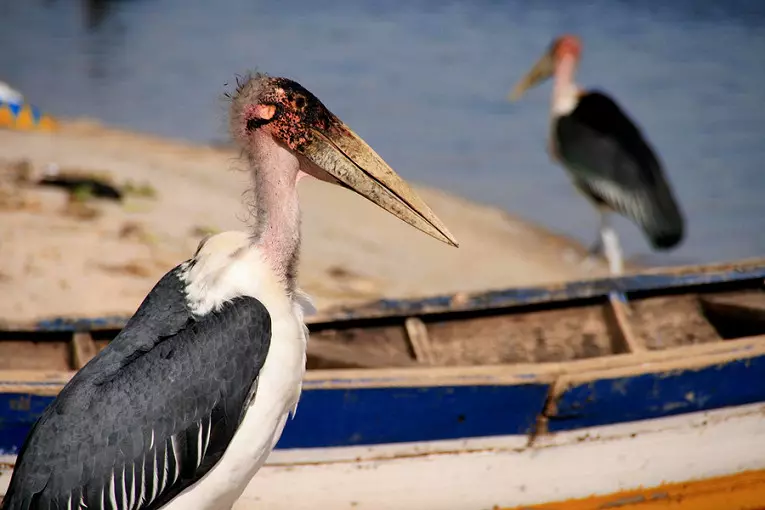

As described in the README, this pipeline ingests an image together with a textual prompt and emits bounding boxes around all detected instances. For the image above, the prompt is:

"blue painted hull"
[3,348,765,456]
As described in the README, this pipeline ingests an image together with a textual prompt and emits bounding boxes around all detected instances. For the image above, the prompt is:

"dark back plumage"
[554,91,684,250]
[2,266,272,510]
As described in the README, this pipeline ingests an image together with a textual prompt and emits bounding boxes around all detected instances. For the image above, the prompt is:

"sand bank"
[0,120,609,323]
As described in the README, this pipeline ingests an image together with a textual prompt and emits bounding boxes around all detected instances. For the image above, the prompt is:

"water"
[2,0,764,267]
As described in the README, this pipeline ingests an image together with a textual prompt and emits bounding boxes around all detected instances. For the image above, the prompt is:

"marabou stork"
[510,34,684,274]
[2,74,457,510]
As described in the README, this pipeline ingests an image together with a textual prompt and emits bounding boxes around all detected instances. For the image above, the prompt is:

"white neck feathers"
[180,231,314,318]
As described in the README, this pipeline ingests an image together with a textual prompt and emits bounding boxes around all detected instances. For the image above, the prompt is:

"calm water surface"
[2,0,764,267]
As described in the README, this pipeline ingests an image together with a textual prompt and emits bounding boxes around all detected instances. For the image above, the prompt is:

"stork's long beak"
[509,48,555,101]
[299,119,458,247]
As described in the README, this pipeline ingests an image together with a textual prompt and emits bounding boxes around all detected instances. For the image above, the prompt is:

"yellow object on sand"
[0,100,58,132]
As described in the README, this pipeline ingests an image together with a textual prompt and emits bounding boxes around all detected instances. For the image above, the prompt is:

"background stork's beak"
[298,119,458,247]
[509,49,555,101]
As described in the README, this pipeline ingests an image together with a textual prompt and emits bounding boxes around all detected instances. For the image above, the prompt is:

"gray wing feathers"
[88,265,193,386]
[2,281,272,510]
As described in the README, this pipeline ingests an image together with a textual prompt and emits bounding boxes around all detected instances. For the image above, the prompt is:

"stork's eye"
[246,103,278,131]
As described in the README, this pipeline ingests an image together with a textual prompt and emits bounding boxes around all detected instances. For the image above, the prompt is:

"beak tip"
[310,120,459,251]
[509,87,524,102]
[442,232,459,248]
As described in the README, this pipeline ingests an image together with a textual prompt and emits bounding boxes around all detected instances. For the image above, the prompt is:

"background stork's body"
[2,74,456,510]
[511,35,684,274]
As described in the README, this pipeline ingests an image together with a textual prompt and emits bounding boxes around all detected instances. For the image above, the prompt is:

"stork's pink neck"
[551,53,580,116]
[247,138,307,290]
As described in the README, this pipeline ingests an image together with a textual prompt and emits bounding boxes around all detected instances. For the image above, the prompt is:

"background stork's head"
[510,34,582,101]
[229,73,457,247]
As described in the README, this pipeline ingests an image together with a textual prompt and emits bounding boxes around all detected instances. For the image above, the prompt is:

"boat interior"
[2,261,765,374]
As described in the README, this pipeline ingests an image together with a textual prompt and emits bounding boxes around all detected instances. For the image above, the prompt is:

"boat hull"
[2,403,764,509]
[4,259,765,508]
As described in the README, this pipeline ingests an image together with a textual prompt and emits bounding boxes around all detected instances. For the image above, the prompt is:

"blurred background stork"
[509,34,685,275]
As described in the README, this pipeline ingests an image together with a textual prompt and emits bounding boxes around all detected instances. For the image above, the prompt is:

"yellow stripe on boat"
[0,100,58,131]
[501,468,765,510]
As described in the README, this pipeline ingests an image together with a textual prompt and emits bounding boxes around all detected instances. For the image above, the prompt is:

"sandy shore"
[0,120,610,324]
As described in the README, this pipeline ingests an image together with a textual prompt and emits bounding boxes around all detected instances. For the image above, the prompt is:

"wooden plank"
[526,377,566,447]
[700,290,765,321]
[426,304,614,366]
[302,333,765,389]
[3,334,765,394]
[307,337,417,370]
[306,323,413,369]
[629,294,722,349]
[606,293,643,353]
[404,317,436,365]
[71,331,97,369]
[0,340,71,371]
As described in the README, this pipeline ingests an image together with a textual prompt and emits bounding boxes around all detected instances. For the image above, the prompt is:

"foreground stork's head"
[229,73,458,248]
[509,34,582,101]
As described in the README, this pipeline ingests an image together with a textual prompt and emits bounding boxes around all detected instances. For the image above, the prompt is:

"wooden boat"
[3,259,765,509]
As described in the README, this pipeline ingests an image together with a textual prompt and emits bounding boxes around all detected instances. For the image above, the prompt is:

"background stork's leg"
[578,210,606,271]
[587,211,607,256]
[600,214,624,275]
